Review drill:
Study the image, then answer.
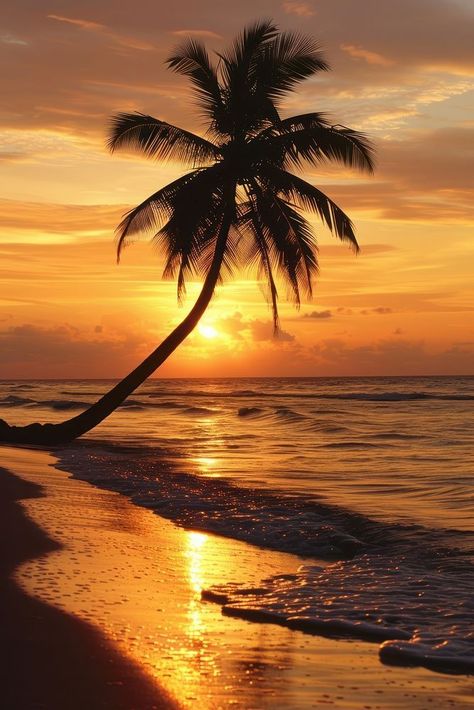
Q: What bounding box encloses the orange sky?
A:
[0,0,473,378]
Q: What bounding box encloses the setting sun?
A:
[198,324,219,340]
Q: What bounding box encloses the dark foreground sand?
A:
[0,466,177,710]
[2,445,472,709]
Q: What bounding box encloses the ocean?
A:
[1,376,473,673]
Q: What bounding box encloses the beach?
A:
[0,453,176,710]
[2,443,472,709]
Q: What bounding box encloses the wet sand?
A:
[0,462,176,709]
[2,445,473,709]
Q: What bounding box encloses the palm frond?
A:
[249,182,319,307]
[256,32,329,102]
[253,114,375,173]
[108,112,220,165]
[155,172,230,299]
[218,20,279,136]
[166,39,224,124]
[115,169,205,259]
[258,168,359,250]
[219,19,278,87]
[160,209,224,301]
[237,201,280,330]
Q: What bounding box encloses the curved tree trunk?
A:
[0,200,234,446]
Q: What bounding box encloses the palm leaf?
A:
[237,200,280,330]
[256,32,329,101]
[219,19,278,88]
[253,114,375,173]
[258,168,359,250]
[155,174,229,298]
[108,112,220,164]
[115,169,205,259]
[166,40,224,126]
[249,182,318,306]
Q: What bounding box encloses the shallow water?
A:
[1,376,473,673]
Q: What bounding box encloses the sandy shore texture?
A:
[0,457,177,709]
[2,445,473,709]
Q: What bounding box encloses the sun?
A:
[198,324,219,339]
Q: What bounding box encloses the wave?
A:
[204,551,474,674]
[238,407,265,417]
[182,406,218,416]
[144,388,474,402]
[0,395,36,406]
[31,399,92,411]
[318,391,474,402]
[319,441,393,449]
[0,396,193,413]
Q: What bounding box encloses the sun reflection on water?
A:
[173,530,220,690]
[191,456,221,476]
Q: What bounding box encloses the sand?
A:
[0,461,176,709]
[1,445,472,709]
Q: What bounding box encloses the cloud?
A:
[1,0,471,141]
[0,198,125,238]
[250,319,295,342]
[1,34,28,46]
[0,322,151,378]
[282,1,316,17]
[171,29,222,39]
[214,312,295,343]
[303,310,332,319]
[340,44,394,67]
[47,13,155,51]
[304,125,474,223]
[372,307,393,314]
[310,337,474,375]
[331,306,393,316]
[320,290,472,314]
[47,15,106,32]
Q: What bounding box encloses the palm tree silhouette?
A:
[1,20,374,445]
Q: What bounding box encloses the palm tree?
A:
[0,20,374,445]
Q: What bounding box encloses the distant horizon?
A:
[2,373,473,382]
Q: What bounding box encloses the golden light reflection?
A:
[189,414,225,477]
[192,456,220,476]
[186,530,207,594]
[185,530,206,641]
[175,530,220,688]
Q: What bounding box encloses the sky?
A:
[0,0,473,378]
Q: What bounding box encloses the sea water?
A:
[1,376,473,672]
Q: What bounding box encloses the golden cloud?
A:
[282,1,316,17]
[340,44,394,67]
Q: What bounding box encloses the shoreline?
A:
[2,445,473,709]
[0,462,177,709]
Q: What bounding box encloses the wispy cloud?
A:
[171,29,222,39]
[47,15,106,31]
[303,310,333,319]
[282,1,315,17]
[47,13,155,51]
[1,34,28,46]
[341,44,394,67]
[0,198,124,238]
